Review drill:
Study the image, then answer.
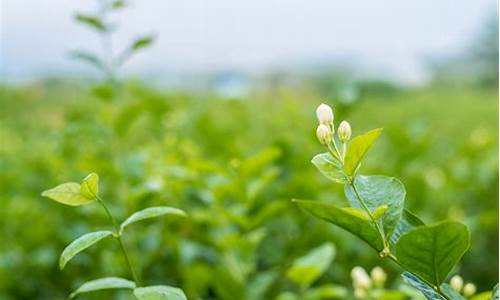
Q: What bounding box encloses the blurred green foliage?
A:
[0,80,497,299]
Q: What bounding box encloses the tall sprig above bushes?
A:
[42,173,187,300]
[293,103,497,300]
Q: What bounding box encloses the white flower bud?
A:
[370,266,387,286]
[338,120,352,143]
[351,266,372,289]
[463,283,476,297]
[316,103,334,125]
[354,287,367,299]
[450,275,463,292]
[316,124,332,145]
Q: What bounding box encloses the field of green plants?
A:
[0,77,498,299]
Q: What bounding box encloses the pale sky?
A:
[1,0,497,83]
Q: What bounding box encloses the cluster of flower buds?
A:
[450,275,477,297]
[351,266,387,299]
[315,103,352,147]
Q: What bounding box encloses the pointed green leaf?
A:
[74,14,107,31]
[441,283,466,300]
[120,206,187,234]
[60,230,114,269]
[293,200,384,251]
[42,182,94,206]
[396,221,470,287]
[70,277,136,298]
[402,272,446,300]
[131,35,155,51]
[80,172,99,199]
[390,209,425,244]
[287,243,335,289]
[133,285,187,300]
[344,128,382,175]
[311,152,348,184]
[345,175,405,239]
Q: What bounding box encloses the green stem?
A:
[96,196,141,285]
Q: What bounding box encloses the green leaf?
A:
[42,182,94,206]
[69,51,104,70]
[441,283,466,300]
[345,175,405,239]
[471,292,493,300]
[402,272,446,300]
[311,152,348,184]
[303,284,348,299]
[344,128,383,175]
[133,285,187,300]
[493,284,499,300]
[293,200,384,251]
[60,230,114,269]
[372,205,389,220]
[80,172,99,199]
[120,206,187,234]
[74,14,107,31]
[340,205,387,222]
[70,277,136,298]
[396,221,470,287]
[287,243,336,289]
[131,35,155,51]
[390,209,425,244]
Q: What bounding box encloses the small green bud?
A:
[450,275,463,292]
[338,120,352,143]
[316,124,332,145]
[316,103,334,125]
[463,283,476,297]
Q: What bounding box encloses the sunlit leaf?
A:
[41,182,93,206]
[70,277,136,298]
[286,243,335,289]
[294,199,384,251]
[80,172,99,199]
[133,285,187,300]
[74,14,106,31]
[345,175,405,239]
[60,230,114,269]
[396,221,470,287]
[311,152,348,184]
[120,206,187,234]
[344,128,383,175]
[402,272,446,300]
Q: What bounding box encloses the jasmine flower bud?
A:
[351,266,372,289]
[370,266,386,286]
[316,124,332,145]
[338,120,352,143]
[450,275,463,292]
[463,283,476,297]
[316,103,334,125]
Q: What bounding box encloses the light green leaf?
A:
[133,285,187,300]
[287,243,335,289]
[74,14,107,31]
[311,152,348,184]
[396,221,470,287]
[69,51,104,70]
[390,209,425,244]
[42,182,94,206]
[471,292,492,300]
[70,277,136,298]
[345,175,405,239]
[441,283,466,300]
[80,172,99,199]
[293,200,384,251]
[60,230,114,269]
[341,205,387,222]
[344,128,383,175]
[373,205,389,220]
[304,284,348,299]
[131,35,155,51]
[120,206,187,234]
[402,272,446,300]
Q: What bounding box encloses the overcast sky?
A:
[1,0,497,83]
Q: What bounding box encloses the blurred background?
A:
[0,0,498,299]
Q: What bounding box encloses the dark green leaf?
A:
[344,128,383,175]
[345,175,405,239]
[293,200,384,251]
[70,277,136,298]
[120,206,187,234]
[311,152,348,184]
[133,285,187,300]
[60,230,114,269]
[402,272,446,300]
[286,243,335,289]
[396,221,470,287]
[74,14,106,31]
[390,209,425,244]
